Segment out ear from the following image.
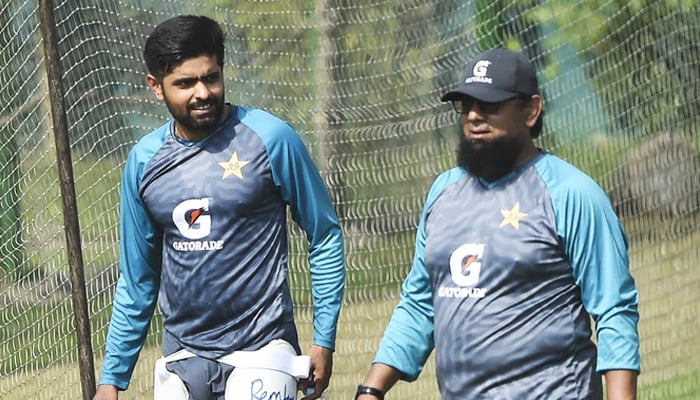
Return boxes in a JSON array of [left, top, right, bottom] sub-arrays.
[[525, 94, 543, 128], [146, 74, 164, 101]]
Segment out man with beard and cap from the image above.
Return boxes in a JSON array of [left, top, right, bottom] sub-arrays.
[[355, 48, 640, 400], [93, 15, 345, 400]]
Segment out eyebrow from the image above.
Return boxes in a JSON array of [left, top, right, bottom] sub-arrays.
[[171, 70, 221, 85]]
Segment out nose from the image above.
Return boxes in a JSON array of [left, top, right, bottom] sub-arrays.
[[464, 104, 486, 122], [193, 80, 211, 99]]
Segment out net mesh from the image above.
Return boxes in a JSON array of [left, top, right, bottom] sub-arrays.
[[1, 0, 699, 399]]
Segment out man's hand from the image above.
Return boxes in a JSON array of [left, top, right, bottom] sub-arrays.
[[93, 384, 118, 400], [299, 345, 333, 400]]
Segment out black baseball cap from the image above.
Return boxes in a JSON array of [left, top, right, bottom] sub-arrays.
[[441, 48, 538, 103]]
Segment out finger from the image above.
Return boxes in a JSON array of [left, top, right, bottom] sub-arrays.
[[301, 386, 326, 400]]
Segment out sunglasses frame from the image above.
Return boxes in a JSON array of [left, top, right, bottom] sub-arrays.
[[451, 95, 531, 115]]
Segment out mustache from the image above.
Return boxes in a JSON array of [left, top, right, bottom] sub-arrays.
[[188, 98, 216, 109]]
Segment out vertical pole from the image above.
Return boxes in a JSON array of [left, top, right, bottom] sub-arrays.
[[37, 1, 96, 399]]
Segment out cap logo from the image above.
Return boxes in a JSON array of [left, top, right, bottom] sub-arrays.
[[465, 60, 493, 84], [473, 60, 491, 77]]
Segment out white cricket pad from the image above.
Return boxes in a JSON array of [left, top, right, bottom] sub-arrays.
[[223, 340, 309, 400], [152, 340, 310, 400], [153, 355, 189, 400]]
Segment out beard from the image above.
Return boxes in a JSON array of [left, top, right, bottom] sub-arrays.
[[166, 95, 225, 135], [456, 129, 523, 181]]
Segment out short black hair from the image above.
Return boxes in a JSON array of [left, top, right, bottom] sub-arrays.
[[143, 15, 224, 81]]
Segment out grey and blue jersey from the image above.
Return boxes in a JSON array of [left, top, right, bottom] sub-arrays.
[[98, 105, 345, 390], [374, 152, 640, 399]]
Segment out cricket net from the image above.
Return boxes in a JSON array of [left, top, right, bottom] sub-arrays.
[[0, 1, 699, 399]]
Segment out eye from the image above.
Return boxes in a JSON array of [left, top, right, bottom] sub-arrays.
[[452, 99, 502, 115], [175, 79, 195, 88], [203, 73, 220, 83], [478, 101, 501, 114]]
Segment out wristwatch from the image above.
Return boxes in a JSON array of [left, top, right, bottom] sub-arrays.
[[355, 385, 384, 399]]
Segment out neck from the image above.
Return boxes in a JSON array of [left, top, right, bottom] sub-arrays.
[[481, 146, 540, 181], [175, 104, 229, 141]]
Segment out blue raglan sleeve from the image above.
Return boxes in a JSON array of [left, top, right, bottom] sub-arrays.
[[372, 169, 463, 381], [372, 214, 434, 381], [251, 109, 345, 351], [541, 157, 641, 373], [98, 142, 163, 389]]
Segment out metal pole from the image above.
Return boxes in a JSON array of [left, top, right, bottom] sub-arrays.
[[37, 1, 96, 399]]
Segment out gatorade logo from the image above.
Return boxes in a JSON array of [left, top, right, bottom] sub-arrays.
[[466, 60, 493, 84], [172, 198, 212, 239], [449, 243, 485, 287], [437, 243, 488, 299], [473, 60, 491, 77]]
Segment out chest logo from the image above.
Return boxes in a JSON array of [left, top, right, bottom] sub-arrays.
[[218, 152, 249, 180], [173, 198, 211, 239], [449, 243, 485, 287], [499, 201, 528, 229]]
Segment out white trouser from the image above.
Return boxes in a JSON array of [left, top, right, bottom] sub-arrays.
[[153, 339, 310, 400]]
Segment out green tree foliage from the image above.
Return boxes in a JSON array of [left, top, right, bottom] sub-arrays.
[[526, 0, 700, 137], [214, 1, 446, 227]]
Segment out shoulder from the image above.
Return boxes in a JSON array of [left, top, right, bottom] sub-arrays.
[[128, 123, 171, 163], [533, 153, 615, 220], [425, 167, 467, 208], [534, 153, 608, 200], [123, 123, 171, 184], [236, 106, 299, 145]]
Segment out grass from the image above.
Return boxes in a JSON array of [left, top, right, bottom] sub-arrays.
[[1, 293, 699, 399], [1, 228, 699, 399], [640, 372, 700, 400], [14, 151, 122, 280], [2, 135, 699, 398]]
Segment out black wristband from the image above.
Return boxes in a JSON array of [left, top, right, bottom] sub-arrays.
[[355, 385, 384, 399]]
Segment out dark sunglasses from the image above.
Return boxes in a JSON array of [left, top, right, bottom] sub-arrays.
[[451, 95, 530, 115]]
